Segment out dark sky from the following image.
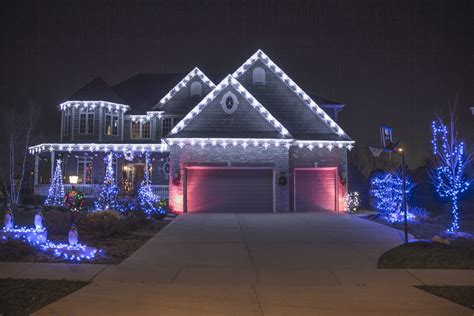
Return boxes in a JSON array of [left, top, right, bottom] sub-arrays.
[[1, 0, 473, 168]]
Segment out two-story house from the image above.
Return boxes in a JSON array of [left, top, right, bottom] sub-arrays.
[[30, 50, 354, 213]]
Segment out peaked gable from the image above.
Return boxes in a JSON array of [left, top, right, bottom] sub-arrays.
[[167, 75, 291, 139], [232, 50, 350, 141], [151, 67, 215, 111]]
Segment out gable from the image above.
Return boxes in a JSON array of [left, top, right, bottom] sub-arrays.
[[150, 68, 215, 115], [233, 50, 351, 141], [167, 75, 291, 139]]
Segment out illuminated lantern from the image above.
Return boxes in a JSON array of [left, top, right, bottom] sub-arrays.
[[68, 224, 79, 246], [4, 210, 14, 229], [34, 211, 44, 230]]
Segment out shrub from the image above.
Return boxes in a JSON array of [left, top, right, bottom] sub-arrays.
[[119, 210, 150, 232], [76, 210, 121, 239], [409, 206, 430, 222], [43, 209, 72, 234], [0, 240, 36, 261]]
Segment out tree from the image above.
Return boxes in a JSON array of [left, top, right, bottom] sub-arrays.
[[44, 159, 65, 206], [430, 110, 472, 232], [94, 153, 120, 211], [137, 151, 163, 215], [0, 102, 39, 209]]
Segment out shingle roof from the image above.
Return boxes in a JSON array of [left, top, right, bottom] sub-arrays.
[[68, 77, 125, 104]]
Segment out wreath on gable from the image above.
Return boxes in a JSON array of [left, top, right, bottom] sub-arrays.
[[278, 175, 287, 186], [124, 151, 134, 161]]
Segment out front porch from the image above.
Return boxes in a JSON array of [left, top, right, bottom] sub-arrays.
[[29, 143, 171, 200]]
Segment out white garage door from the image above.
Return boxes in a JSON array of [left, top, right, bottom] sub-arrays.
[[185, 168, 274, 212], [294, 168, 337, 211]]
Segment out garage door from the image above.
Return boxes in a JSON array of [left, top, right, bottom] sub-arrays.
[[185, 168, 274, 212], [294, 168, 337, 211]]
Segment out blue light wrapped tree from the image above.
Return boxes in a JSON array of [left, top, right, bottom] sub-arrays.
[[136, 152, 165, 216], [430, 117, 472, 232], [370, 171, 414, 222], [44, 159, 65, 206], [94, 153, 120, 211]]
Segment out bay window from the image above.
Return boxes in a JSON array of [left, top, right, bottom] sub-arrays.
[[131, 121, 151, 139], [105, 109, 119, 136], [79, 107, 95, 134]]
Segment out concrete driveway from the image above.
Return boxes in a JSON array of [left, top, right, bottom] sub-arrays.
[[36, 212, 472, 315]]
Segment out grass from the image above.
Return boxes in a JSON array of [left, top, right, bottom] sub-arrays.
[[0, 278, 89, 315], [378, 240, 474, 269], [416, 286, 474, 310]]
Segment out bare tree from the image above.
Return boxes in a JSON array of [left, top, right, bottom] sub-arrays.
[[429, 106, 472, 232], [0, 102, 39, 209]]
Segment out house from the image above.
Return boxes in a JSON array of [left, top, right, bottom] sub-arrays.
[[30, 50, 354, 213]]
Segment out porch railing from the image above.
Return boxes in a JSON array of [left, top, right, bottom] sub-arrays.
[[34, 184, 169, 199]]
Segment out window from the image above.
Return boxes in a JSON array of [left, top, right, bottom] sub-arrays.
[[79, 107, 94, 134], [64, 108, 72, 136], [252, 67, 266, 85], [220, 91, 239, 114], [131, 121, 151, 139], [161, 117, 173, 136], [77, 157, 93, 184], [105, 109, 119, 136], [190, 81, 202, 96]]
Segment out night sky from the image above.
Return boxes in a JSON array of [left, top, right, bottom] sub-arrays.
[[1, 0, 473, 168]]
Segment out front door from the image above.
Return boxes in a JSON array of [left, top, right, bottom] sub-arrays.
[[123, 163, 145, 192]]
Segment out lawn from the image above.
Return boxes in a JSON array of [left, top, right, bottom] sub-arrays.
[[0, 278, 89, 315], [416, 286, 474, 310]]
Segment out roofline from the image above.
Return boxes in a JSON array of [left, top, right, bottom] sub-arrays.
[[168, 74, 292, 138], [151, 67, 216, 110], [29, 143, 169, 154], [58, 100, 130, 112], [232, 49, 350, 139]]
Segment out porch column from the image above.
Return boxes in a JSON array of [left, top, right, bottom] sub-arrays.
[[145, 153, 150, 180], [50, 151, 55, 181], [34, 153, 39, 185]]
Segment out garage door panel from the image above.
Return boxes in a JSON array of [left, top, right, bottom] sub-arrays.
[[295, 168, 336, 211], [186, 168, 273, 213]]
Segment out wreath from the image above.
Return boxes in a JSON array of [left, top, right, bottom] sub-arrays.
[[278, 175, 287, 186], [124, 150, 134, 161], [64, 190, 85, 211]]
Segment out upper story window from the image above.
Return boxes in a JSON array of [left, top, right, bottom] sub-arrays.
[[77, 156, 93, 184], [131, 121, 151, 139], [64, 108, 72, 136], [105, 109, 119, 136], [161, 117, 182, 137], [79, 107, 94, 134], [190, 81, 202, 96], [252, 67, 266, 85]]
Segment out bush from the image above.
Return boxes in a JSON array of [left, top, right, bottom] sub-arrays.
[[119, 210, 150, 232], [76, 210, 121, 239], [410, 206, 430, 222], [43, 209, 72, 234], [0, 240, 36, 261]]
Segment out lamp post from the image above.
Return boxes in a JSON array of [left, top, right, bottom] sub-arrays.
[[397, 147, 408, 244]]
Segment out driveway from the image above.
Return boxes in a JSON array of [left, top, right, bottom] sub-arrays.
[[36, 212, 471, 315]]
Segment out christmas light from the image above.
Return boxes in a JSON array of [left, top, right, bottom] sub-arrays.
[[152, 67, 216, 109], [167, 75, 291, 138], [94, 153, 121, 211], [344, 192, 361, 213], [431, 120, 471, 232], [29, 143, 169, 154], [1, 226, 48, 245], [44, 159, 65, 207], [370, 172, 414, 220], [39, 242, 101, 261], [232, 50, 348, 138], [59, 101, 130, 112], [136, 152, 166, 215]]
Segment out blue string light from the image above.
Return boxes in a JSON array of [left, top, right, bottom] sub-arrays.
[[44, 159, 65, 207], [137, 152, 166, 216], [370, 172, 414, 222], [94, 153, 120, 211], [431, 120, 471, 232]]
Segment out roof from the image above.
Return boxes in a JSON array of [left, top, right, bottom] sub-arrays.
[[68, 77, 125, 104]]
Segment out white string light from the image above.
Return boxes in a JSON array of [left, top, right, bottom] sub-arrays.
[[168, 75, 292, 138], [59, 101, 130, 112], [152, 67, 216, 109], [29, 143, 170, 154], [232, 50, 348, 138]]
